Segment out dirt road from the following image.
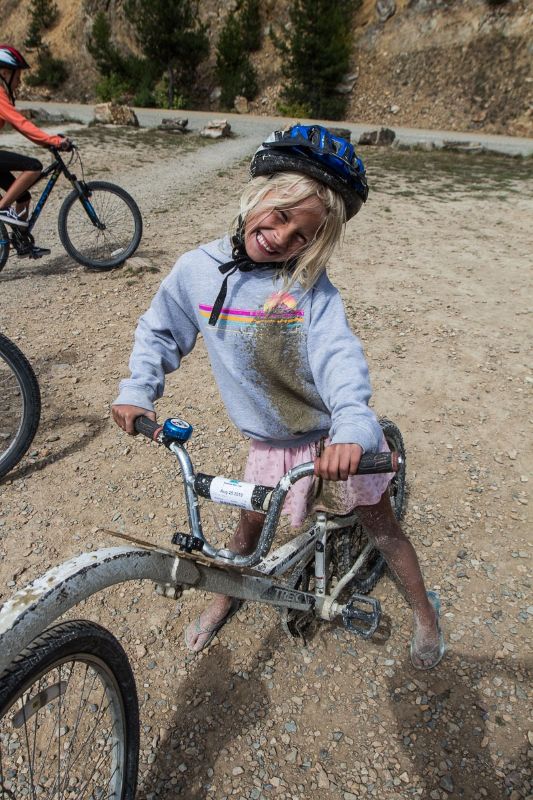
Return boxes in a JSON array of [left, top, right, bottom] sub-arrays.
[[0, 123, 531, 800]]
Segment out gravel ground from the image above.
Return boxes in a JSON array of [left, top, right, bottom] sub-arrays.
[[0, 121, 532, 800]]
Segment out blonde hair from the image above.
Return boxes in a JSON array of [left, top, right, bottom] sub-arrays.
[[234, 172, 346, 291]]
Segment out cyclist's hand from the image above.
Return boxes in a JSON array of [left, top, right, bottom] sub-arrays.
[[112, 404, 156, 436], [58, 136, 73, 152], [314, 443, 363, 481]]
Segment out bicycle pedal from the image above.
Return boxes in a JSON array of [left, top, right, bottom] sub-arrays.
[[341, 593, 381, 639], [28, 246, 50, 259], [172, 531, 204, 553]]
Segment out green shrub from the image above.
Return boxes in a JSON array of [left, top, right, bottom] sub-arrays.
[[276, 100, 312, 119], [94, 74, 131, 103], [153, 76, 187, 109], [132, 86, 156, 108]]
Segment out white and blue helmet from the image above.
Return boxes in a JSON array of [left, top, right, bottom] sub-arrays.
[[0, 45, 30, 71]]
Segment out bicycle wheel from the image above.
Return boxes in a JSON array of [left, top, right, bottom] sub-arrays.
[[0, 620, 139, 800], [0, 221, 9, 272], [58, 181, 142, 270], [333, 417, 406, 594], [0, 333, 41, 479]]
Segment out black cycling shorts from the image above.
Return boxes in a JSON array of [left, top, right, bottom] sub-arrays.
[[0, 150, 42, 202]]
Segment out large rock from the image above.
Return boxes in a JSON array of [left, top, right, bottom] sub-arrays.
[[158, 118, 189, 133], [20, 107, 71, 123], [376, 0, 396, 22], [335, 72, 359, 94], [93, 102, 139, 127], [359, 127, 396, 146], [233, 95, 249, 114], [200, 119, 231, 138]]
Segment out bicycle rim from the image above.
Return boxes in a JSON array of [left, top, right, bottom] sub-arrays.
[[58, 181, 142, 270], [0, 221, 9, 272], [0, 621, 138, 800], [0, 334, 40, 479]]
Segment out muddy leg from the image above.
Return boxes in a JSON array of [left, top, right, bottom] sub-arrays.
[[356, 491, 443, 668], [184, 510, 264, 652]]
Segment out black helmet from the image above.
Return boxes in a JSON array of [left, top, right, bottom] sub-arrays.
[[250, 124, 369, 220]]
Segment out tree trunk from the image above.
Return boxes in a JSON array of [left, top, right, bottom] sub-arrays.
[[167, 65, 175, 108]]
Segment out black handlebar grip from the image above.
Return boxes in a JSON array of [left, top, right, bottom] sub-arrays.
[[357, 451, 399, 474], [134, 415, 163, 441]]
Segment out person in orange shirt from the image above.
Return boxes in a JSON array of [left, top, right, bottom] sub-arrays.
[[0, 44, 71, 253]]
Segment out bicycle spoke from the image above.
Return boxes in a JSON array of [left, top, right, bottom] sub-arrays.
[[56, 662, 91, 796]]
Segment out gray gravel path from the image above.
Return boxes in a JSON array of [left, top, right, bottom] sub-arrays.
[[10, 101, 533, 157]]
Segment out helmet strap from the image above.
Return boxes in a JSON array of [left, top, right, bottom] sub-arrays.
[[0, 72, 15, 103], [208, 224, 297, 327]]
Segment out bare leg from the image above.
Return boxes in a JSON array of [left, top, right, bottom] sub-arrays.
[[15, 199, 31, 219], [184, 509, 264, 652], [356, 491, 443, 668], [0, 171, 39, 210]]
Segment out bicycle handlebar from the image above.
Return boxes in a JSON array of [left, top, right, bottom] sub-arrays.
[[133, 414, 401, 566], [134, 415, 162, 441], [133, 415, 399, 474], [49, 139, 76, 154]]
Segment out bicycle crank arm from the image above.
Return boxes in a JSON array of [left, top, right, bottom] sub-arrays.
[[340, 593, 381, 639]]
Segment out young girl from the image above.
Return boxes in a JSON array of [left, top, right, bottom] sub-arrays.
[[112, 124, 445, 669], [0, 44, 71, 255]]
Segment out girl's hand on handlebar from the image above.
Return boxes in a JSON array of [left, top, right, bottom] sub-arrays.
[[112, 404, 156, 436], [314, 443, 363, 481]]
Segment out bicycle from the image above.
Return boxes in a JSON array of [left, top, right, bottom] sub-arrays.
[[0, 413, 405, 799], [0, 143, 143, 271], [0, 331, 41, 480]]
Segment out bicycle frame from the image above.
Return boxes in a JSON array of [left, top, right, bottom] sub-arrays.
[[0, 430, 394, 673], [18, 149, 105, 236]]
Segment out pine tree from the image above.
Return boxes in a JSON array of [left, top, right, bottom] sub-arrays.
[[125, 0, 209, 107], [216, 1, 260, 109], [24, 0, 59, 49], [87, 13, 123, 78], [278, 0, 359, 120], [24, 0, 66, 89]]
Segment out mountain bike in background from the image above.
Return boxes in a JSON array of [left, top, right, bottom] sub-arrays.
[[0, 142, 143, 271]]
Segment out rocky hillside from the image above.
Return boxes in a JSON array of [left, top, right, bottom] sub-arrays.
[[2, 0, 532, 136]]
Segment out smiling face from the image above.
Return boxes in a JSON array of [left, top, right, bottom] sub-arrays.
[[243, 195, 326, 263]]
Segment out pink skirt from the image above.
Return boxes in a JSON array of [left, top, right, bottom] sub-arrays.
[[244, 436, 394, 527]]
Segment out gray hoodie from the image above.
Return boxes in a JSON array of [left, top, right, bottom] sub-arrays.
[[114, 236, 383, 452]]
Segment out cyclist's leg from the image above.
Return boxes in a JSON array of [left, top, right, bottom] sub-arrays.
[[356, 492, 443, 668], [184, 510, 264, 652], [0, 151, 41, 211]]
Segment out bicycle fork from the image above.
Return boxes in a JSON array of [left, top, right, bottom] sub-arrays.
[[73, 180, 106, 229]]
